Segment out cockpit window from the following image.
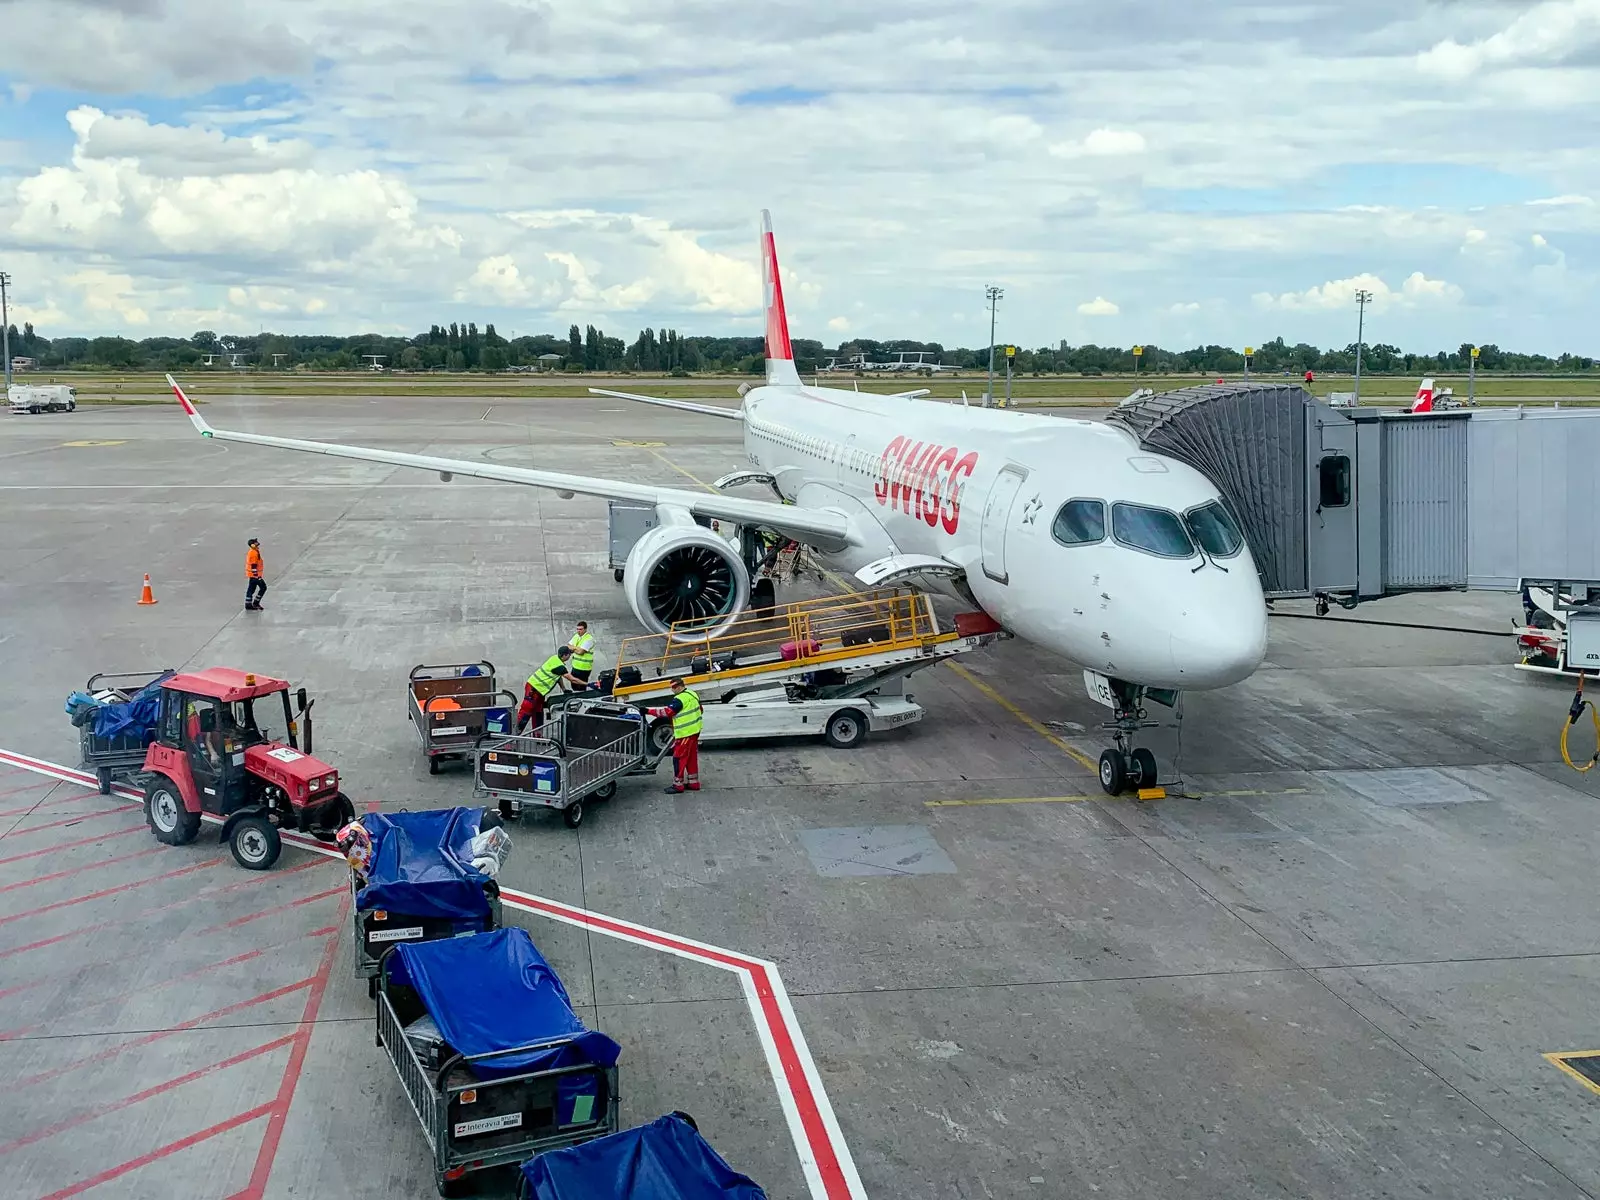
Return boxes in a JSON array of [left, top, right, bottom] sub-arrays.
[[1111, 502, 1195, 558], [1051, 499, 1105, 546], [1184, 500, 1244, 558]]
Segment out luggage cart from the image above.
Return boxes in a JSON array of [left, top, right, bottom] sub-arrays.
[[407, 662, 516, 774], [474, 698, 672, 830], [376, 928, 621, 1197], [350, 808, 505, 998], [76, 669, 174, 794], [518, 1112, 768, 1199]]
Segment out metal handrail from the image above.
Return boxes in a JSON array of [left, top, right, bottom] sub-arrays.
[[615, 589, 938, 679], [409, 660, 496, 681]]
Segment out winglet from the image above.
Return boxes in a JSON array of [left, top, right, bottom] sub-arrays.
[[760, 210, 802, 387], [166, 374, 214, 436]]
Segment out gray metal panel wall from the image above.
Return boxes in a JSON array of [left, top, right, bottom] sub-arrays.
[[1354, 418, 1384, 597], [1466, 409, 1600, 588], [1381, 415, 1468, 589]]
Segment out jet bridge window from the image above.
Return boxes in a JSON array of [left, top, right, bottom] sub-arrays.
[[1111, 502, 1196, 559], [1318, 454, 1352, 509], [1051, 499, 1106, 546], [1183, 500, 1244, 558]]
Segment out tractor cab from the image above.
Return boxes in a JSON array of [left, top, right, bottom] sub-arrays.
[[140, 667, 354, 870]]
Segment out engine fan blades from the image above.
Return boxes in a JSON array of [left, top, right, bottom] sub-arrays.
[[647, 545, 737, 627]]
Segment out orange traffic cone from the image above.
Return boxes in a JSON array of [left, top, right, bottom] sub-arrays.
[[136, 574, 158, 605]]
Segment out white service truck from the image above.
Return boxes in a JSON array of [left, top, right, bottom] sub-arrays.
[[9, 384, 77, 414]]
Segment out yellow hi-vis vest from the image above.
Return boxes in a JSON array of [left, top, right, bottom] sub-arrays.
[[527, 654, 565, 697], [672, 689, 703, 739], [568, 631, 595, 672]]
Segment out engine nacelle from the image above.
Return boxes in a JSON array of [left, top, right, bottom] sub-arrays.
[[623, 521, 750, 638]]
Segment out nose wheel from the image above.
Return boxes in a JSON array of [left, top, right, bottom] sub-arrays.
[[1094, 678, 1169, 796]]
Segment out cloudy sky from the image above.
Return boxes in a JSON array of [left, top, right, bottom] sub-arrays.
[[0, 0, 1596, 353]]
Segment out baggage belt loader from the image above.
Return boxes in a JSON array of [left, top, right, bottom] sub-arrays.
[[602, 589, 1008, 749]]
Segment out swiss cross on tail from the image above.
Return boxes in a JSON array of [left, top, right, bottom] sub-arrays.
[[761, 210, 802, 387]]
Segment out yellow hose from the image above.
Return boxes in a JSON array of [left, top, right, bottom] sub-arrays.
[[1562, 677, 1600, 773]]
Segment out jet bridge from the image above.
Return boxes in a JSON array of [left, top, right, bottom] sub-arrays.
[[1108, 382, 1600, 605]]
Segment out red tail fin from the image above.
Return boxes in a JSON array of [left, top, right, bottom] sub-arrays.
[[761, 210, 801, 386]]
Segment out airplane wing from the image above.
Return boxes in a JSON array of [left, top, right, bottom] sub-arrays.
[[165, 376, 854, 551], [588, 387, 744, 421]]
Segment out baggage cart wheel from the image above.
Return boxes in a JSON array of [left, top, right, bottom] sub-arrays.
[[145, 778, 200, 846], [96, 766, 113, 796], [825, 708, 867, 750], [1129, 747, 1158, 789], [1098, 749, 1127, 796], [229, 815, 282, 871], [648, 719, 675, 755], [427, 755, 439, 775], [367, 976, 378, 1000], [562, 800, 585, 829], [593, 780, 617, 801], [437, 1173, 470, 1198]]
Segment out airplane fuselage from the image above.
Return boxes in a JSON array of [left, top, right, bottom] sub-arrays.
[[742, 384, 1270, 692]]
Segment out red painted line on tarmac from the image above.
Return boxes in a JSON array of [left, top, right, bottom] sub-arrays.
[[0, 846, 168, 895], [0, 805, 141, 839], [0, 857, 223, 929], [0, 859, 322, 962], [0, 786, 105, 814], [0, 926, 326, 1041], [17, 977, 314, 1089], [0, 825, 145, 869], [0, 1033, 296, 1157], [33, 1101, 276, 1200], [201, 884, 344, 932], [230, 897, 349, 1200]]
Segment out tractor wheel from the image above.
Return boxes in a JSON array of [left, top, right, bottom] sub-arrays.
[[229, 815, 282, 870], [145, 777, 200, 846], [310, 793, 355, 841]]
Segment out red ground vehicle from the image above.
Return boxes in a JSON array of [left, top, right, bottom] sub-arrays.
[[140, 667, 355, 870]]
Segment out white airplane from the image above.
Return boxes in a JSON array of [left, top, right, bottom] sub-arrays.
[[1409, 377, 1464, 413], [166, 211, 1268, 793]]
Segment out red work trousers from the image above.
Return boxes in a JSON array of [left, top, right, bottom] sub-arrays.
[[672, 735, 700, 790], [516, 686, 546, 733]]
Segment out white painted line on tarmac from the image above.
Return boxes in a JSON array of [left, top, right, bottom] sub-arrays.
[[0, 746, 867, 1200]]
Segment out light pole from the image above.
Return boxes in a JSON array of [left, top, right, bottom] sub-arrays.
[[1468, 345, 1479, 405], [1353, 288, 1373, 403], [0, 272, 11, 392], [984, 285, 1003, 408]]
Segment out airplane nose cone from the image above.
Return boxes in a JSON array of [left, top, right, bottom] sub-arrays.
[[1168, 600, 1269, 689]]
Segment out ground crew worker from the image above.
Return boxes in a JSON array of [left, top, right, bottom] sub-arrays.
[[647, 677, 702, 793], [516, 646, 575, 733], [244, 538, 266, 611], [566, 621, 597, 684]]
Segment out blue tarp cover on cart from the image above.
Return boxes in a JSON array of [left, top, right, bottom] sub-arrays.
[[83, 672, 175, 739], [388, 927, 621, 1075], [357, 808, 492, 920], [520, 1113, 767, 1199]]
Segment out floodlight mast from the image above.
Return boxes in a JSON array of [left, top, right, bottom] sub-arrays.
[[1, 271, 12, 391], [984, 285, 1003, 408], [1353, 288, 1373, 403]]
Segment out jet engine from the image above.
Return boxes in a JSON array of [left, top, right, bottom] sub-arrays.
[[622, 519, 750, 638]]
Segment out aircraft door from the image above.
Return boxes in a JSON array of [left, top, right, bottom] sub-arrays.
[[1307, 416, 1358, 594], [980, 464, 1029, 584]]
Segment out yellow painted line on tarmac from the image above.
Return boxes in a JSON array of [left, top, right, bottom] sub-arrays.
[[944, 660, 1098, 771], [1208, 787, 1310, 798], [926, 795, 1094, 808], [60, 440, 127, 447], [614, 439, 666, 448], [643, 446, 717, 492], [1544, 1051, 1600, 1096]]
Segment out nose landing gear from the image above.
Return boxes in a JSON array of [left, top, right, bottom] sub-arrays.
[[1094, 679, 1175, 795]]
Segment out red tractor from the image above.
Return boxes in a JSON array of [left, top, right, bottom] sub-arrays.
[[139, 667, 355, 870]]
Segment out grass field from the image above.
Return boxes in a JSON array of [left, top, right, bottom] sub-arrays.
[[22, 370, 1600, 406]]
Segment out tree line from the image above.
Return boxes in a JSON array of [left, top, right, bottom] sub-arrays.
[[5, 322, 1594, 376]]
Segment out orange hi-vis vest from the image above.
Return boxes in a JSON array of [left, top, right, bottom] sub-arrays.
[[246, 547, 263, 579]]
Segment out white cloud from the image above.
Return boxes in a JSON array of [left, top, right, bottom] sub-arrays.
[[1527, 194, 1593, 207], [1463, 228, 1487, 243], [1255, 270, 1463, 312], [1169, 301, 1201, 314], [1049, 127, 1146, 159], [66, 269, 150, 325], [1532, 232, 1549, 247], [1077, 296, 1119, 316], [827, 315, 851, 332], [68, 106, 313, 174], [461, 254, 539, 305], [1417, 0, 1600, 81]]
